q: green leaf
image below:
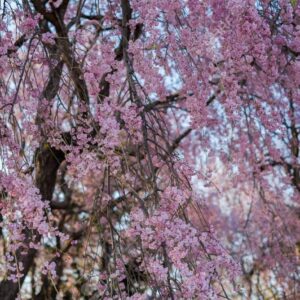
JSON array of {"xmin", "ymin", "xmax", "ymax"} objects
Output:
[{"xmin": 291, "ymin": 0, "xmax": 298, "ymax": 8}]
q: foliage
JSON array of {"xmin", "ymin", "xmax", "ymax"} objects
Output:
[{"xmin": 0, "ymin": 0, "xmax": 300, "ymax": 299}]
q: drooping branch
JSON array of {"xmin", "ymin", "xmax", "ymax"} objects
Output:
[
  {"xmin": 0, "ymin": 44, "xmax": 66, "ymax": 300},
  {"xmin": 31, "ymin": 0, "xmax": 90, "ymax": 107}
]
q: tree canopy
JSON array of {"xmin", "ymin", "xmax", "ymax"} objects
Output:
[{"xmin": 0, "ymin": 0, "xmax": 300, "ymax": 299}]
